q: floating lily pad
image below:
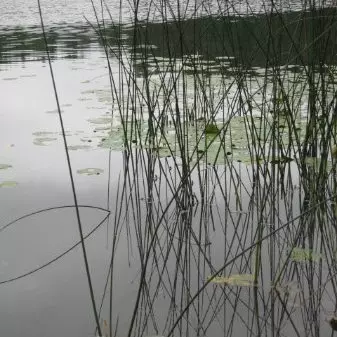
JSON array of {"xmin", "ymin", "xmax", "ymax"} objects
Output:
[
  {"xmin": 94, "ymin": 126, "xmax": 111, "ymax": 132},
  {"xmin": 205, "ymin": 123, "xmax": 220, "ymax": 134},
  {"xmin": 95, "ymin": 114, "xmax": 307, "ymax": 166},
  {"xmin": 290, "ymin": 247, "xmax": 322, "ymax": 262},
  {"xmin": 33, "ymin": 137, "xmax": 57, "ymax": 146},
  {"xmin": 208, "ymin": 274, "xmax": 255, "ymax": 286},
  {"xmin": 87, "ymin": 117, "xmax": 113, "ymax": 125},
  {"xmin": 0, "ymin": 164, "xmax": 12, "ymax": 170},
  {"xmin": 32, "ymin": 131, "xmax": 57, "ymax": 136},
  {"xmin": 0, "ymin": 181, "xmax": 18, "ymax": 188},
  {"xmin": 67, "ymin": 145, "xmax": 92, "ymax": 151},
  {"xmin": 20, "ymin": 74, "xmax": 37, "ymax": 78},
  {"xmin": 45, "ymin": 109, "xmax": 64, "ymax": 114},
  {"xmin": 77, "ymin": 168, "xmax": 104, "ymax": 176}
]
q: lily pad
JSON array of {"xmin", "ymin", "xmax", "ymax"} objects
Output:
[
  {"xmin": 208, "ymin": 274, "xmax": 255, "ymax": 287},
  {"xmin": 0, "ymin": 181, "xmax": 18, "ymax": 188},
  {"xmin": 290, "ymin": 247, "xmax": 322, "ymax": 262},
  {"xmin": 77, "ymin": 168, "xmax": 104, "ymax": 176},
  {"xmin": 32, "ymin": 131, "xmax": 57, "ymax": 136},
  {"xmin": 67, "ymin": 145, "xmax": 91, "ymax": 151},
  {"xmin": 45, "ymin": 109, "xmax": 64, "ymax": 114},
  {"xmin": 33, "ymin": 137, "xmax": 57, "ymax": 146},
  {"xmin": 87, "ymin": 117, "xmax": 113, "ymax": 125},
  {"xmin": 205, "ymin": 123, "xmax": 220, "ymax": 134},
  {"xmin": 0, "ymin": 164, "xmax": 12, "ymax": 170},
  {"xmin": 94, "ymin": 114, "xmax": 308, "ymax": 166}
]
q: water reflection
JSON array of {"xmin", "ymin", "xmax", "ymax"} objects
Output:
[
  {"xmin": 2, "ymin": 7, "xmax": 337, "ymax": 67},
  {"xmin": 0, "ymin": 24, "xmax": 100, "ymax": 63}
]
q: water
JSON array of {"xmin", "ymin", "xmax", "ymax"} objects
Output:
[
  {"xmin": 0, "ymin": 0, "xmax": 329, "ymax": 27},
  {"xmin": 1, "ymin": 1, "xmax": 337, "ymax": 337}
]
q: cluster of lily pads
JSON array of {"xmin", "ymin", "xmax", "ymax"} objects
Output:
[{"xmin": 91, "ymin": 112, "xmax": 310, "ymax": 167}]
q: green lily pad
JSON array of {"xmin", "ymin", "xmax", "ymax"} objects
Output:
[
  {"xmin": 67, "ymin": 145, "xmax": 92, "ymax": 151},
  {"xmin": 0, "ymin": 164, "xmax": 12, "ymax": 170},
  {"xmin": 290, "ymin": 247, "xmax": 322, "ymax": 262},
  {"xmin": 88, "ymin": 117, "xmax": 113, "ymax": 125},
  {"xmin": 45, "ymin": 109, "xmax": 64, "ymax": 114},
  {"xmin": 94, "ymin": 114, "xmax": 308, "ymax": 166},
  {"xmin": 208, "ymin": 274, "xmax": 255, "ymax": 287},
  {"xmin": 32, "ymin": 131, "xmax": 57, "ymax": 136},
  {"xmin": 0, "ymin": 181, "xmax": 18, "ymax": 188},
  {"xmin": 33, "ymin": 137, "xmax": 57, "ymax": 146},
  {"xmin": 77, "ymin": 168, "xmax": 104, "ymax": 176},
  {"xmin": 205, "ymin": 123, "xmax": 220, "ymax": 134}
]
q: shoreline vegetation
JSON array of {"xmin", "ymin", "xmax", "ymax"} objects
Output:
[{"xmin": 3, "ymin": 0, "xmax": 337, "ymax": 336}]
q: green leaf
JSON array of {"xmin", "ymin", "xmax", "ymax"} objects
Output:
[
  {"xmin": 33, "ymin": 137, "xmax": 57, "ymax": 146},
  {"xmin": 77, "ymin": 168, "xmax": 104, "ymax": 176},
  {"xmin": 0, "ymin": 181, "xmax": 18, "ymax": 188},
  {"xmin": 208, "ymin": 274, "xmax": 255, "ymax": 287},
  {"xmin": 0, "ymin": 164, "xmax": 12, "ymax": 170},
  {"xmin": 205, "ymin": 123, "xmax": 219, "ymax": 134},
  {"xmin": 290, "ymin": 247, "xmax": 322, "ymax": 262}
]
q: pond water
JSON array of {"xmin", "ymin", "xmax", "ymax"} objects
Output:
[{"xmin": 2, "ymin": 1, "xmax": 337, "ymax": 337}]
